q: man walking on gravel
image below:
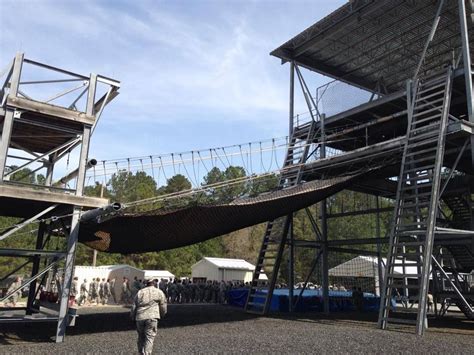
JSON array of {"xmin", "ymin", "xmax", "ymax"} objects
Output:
[{"xmin": 131, "ymin": 279, "xmax": 167, "ymax": 355}]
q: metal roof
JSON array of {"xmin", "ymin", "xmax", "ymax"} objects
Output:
[
  {"xmin": 200, "ymin": 257, "xmax": 255, "ymax": 270},
  {"xmin": 271, "ymin": 0, "xmax": 472, "ymax": 93}
]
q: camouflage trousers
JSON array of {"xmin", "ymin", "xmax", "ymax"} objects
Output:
[{"xmin": 136, "ymin": 319, "xmax": 158, "ymax": 355}]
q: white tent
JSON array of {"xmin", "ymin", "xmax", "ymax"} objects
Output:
[
  {"xmin": 329, "ymin": 256, "xmax": 419, "ymax": 296},
  {"xmin": 329, "ymin": 256, "xmax": 419, "ymax": 278}
]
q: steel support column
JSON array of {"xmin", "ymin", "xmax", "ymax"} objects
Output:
[
  {"xmin": 0, "ymin": 53, "xmax": 23, "ymax": 181},
  {"xmin": 56, "ymin": 74, "xmax": 96, "ymax": 342},
  {"xmin": 288, "ymin": 215, "xmax": 294, "ymax": 312},
  {"xmin": 289, "ymin": 61, "xmax": 295, "ymax": 136},
  {"xmin": 458, "ymin": 0, "xmax": 474, "ymax": 168},
  {"xmin": 319, "ymin": 113, "xmax": 329, "ymax": 314},
  {"xmin": 26, "ymin": 222, "xmax": 46, "ymax": 315},
  {"xmin": 375, "ymin": 196, "xmax": 384, "ymax": 296}
]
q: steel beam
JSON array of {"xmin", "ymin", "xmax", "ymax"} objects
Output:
[
  {"xmin": 56, "ymin": 73, "xmax": 95, "ymax": 342},
  {"xmin": 320, "ymin": 113, "xmax": 329, "ymax": 314},
  {"xmin": 289, "ymin": 61, "xmax": 295, "ymax": 135},
  {"xmin": 0, "ymin": 53, "xmax": 23, "ymax": 181},
  {"xmin": 458, "ymin": 0, "xmax": 474, "ymax": 169},
  {"xmin": 288, "ymin": 215, "xmax": 294, "ymax": 312},
  {"xmin": 26, "ymin": 222, "xmax": 46, "ymax": 315},
  {"xmin": 0, "ymin": 204, "xmax": 58, "ymax": 241},
  {"xmin": 413, "ymin": 0, "xmax": 445, "ymax": 80},
  {"xmin": 375, "ymin": 196, "xmax": 384, "ymax": 296}
]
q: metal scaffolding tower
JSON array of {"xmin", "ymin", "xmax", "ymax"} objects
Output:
[
  {"xmin": 250, "ymin": 0, "xmax": 474, "ymax": 334},
  {"xmin": 0, "ymin": 53, "xmax": 119, "ymax": 342}
]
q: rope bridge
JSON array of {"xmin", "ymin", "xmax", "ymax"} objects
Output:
[{"xmin": 75, "ymin": 134, "xmax": 394, "ymax": 254}]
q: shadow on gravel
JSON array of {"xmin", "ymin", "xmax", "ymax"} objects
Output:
[
  {"xmin": 269, "ymin": 310, "xmax": 474, "ymax": 335},
  {"xmin": 0, "ymin": 305, "xmax": 258, "ymax": 344},
  {"xmin": 1, "ymin": 305, "xmax": 471, "ymax": 344}
]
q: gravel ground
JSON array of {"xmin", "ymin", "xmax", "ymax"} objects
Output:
[{"xmin": 0, "ymin": 304, "xmax": 473, "ymax": 354}]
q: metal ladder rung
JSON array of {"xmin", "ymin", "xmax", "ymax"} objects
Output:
[
  {"xmin": 405, "ymin": 154, "xmax": 437, "ymax": 165},
  {"xmin": 395, "ymin": 230, "xmax": 429, "ymax": 237},
  {"xmin": 416, "ymin": 81, "xmax": 446, "ymax": 96},
  {"xmin": 411, "ymin": 114, "xmax": 444, "ymax": 127},
  {"xmin": 401, "ymin": 184, "xmax": 432, "ymax": 192},
  {"xmin": 391, "ymin": 251, "xmax": 423, "ymax": 257},
  {"xmin": 388, "ymin": 273, "xmax": 422, "ymax": 278},
  {"xmin": 415, "ymin": 89, "xmax": 445, "ymax": 103},
  {"xmin": 395, "ymin": 227, "xmax": 426, "ymax": 234},
  {"xmin": 246, "ymin": 301, "xmax": 265, "ymax": 308},
  {"xmin": 384, "ymin": 317, "xmax": 417, "ymax": 325},
  {"xmin": 421, "ymin": 73, "xmax": 448, "ymax": 86},
  {"xmin": 408, "ymin": 130, "xmax": 440, "ymax": 143},
  {"xmin": 413, "ymin": 97, "xmax": 444, "ymax": 111},
  {"xmin": 409, "ymin": 122, "xmax": 441, "ymax": 135},
  {"xmin": 387, "ymin": 285, "xmax": 420, "ymax": 291},
  {"xmin": 405, "ymin": 146, "xmax": 437, "ymax": 157},
  {"xmin": 393, "ymin": 241, "xmax": 425, "ymax": 247},
  {"xmin": 400, "ymin": 203, "xmax": 431, "ymax": 210},
  {"xmin": 389, "ymin": 262, "xmax": 423, "ymax": 267},
  {"xmin": 412, "ymin": 105, "xmax": 444, "ymax": 118},
  {"xmin": 401, "ymin": 191, "xmax": 432, "ymax": 199},
  {"xmin": 403, "ymin": 164, "xmax": 435, "ymax": 174}
]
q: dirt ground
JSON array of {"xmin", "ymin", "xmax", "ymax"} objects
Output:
[{"xmin": 0, "ymin": 304, "xmax": 472, "ymax": 354}]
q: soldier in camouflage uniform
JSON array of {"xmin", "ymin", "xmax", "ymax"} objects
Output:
[
  {"xmin": 131, "ymin": 280, "xmax": 167, "ymax": 355},
  {"xmin": 6, "ymin": 276, "xmax": 22, "ymax": 306},
  {"xmin": 110, "ymin": 278, "xmax": 117, "ymax": 304},
  {"xmin": 168, "ymin": 280, "xmax": 178, "ymax": 303},
  {"xmin": 184, "ymin": 280, "xmax": 192, "ymax": 303},
  {"xmin": 196, "ymin": 281, "xmax": 204, "ymax": 303},
  {"xmin": 212, "ymin": 281, "xmax": 219, "ymax": 303},
  {"xmin": 78, "ymin": 279, "xmax": 88, "ymax": 306},
  {"xmin": 70, "ymin": 277, "xmax": 79, "ymax": 304},
  {"xmin": 176, "ymin": 279, "xmax": 184, "ymax": 304},
  {"xmin": 99, "ymin": 278, "xmax": 105, "ymax": 305},
  {"xmin": 102, "ymin": 279, "xmax": 111, "ymax": 305},
  {"xmin": 89, "ymin": 278, "xmax": 99, "ymax": 304},
  {"xmin": 190, "ymin": 280, "xmax": 198, "ymax": 302}
]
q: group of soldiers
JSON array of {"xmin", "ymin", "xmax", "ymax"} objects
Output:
[
  {"xmin": 70, "ymin": 275, "xmax": 258, "ymax": 306},
  {"xmin": 159, "ymin": 279, "xmax": 253, "ymax": 304},
  {"xmin": 72, "ymin": 277, "xmax": 117, "ymax": 306}
]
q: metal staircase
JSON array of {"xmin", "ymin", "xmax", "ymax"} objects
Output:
[
  {"xmin": 443, "ymin": 194, "xmax": 472, "ymax": 229},
  {"xmin": 244, "ymin": 118, "xmax": 317, "ymax": 314},
  {"xmin": 432, "ymin": 257, "xmax": 474, "ymax": 320},
  {"xmin": 444, "ymin": 245, "xmax": 474, "ymax": 273},
  {"xmin": 453, "ymin": 297, "xmax": 474, "ymax": 320},
  {"xmin": 378, "ymin": 66, "xmax": 454, "ymax": 335}
]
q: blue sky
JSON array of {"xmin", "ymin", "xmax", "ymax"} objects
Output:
[{"xmin": 1, "ymin": 0, "xmax": 346, "ymax": 162}]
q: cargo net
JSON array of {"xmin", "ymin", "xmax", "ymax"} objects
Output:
[{"xmin": 316, "ymin": 79, "xmax": 374, "ymax": 117}]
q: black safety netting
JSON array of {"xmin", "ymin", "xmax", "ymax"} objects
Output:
[{"xmin": 78, "ymin": 174, "xmax": 359, "ymax": 254}]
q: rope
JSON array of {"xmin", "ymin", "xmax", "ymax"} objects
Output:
[{"xmin": 150, "ymin": 156, "xmax": 155, "ymax": 179}]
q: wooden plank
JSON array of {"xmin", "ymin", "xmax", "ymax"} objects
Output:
[
  {"xmin": 6, "ymin": 96, "xmax": 95, "ymax": 126},
  {"xmin": 0, "ymin": 184, "xmax": 108, "ymax": 208}
]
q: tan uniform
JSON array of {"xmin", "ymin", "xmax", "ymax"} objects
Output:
[{"xmin": 131, "ymin": 286, "xmax": 167, "ymax": 355}]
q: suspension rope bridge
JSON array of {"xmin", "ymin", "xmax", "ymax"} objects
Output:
[{"xmin": 0, "ymin": 133, "xmax": 388, "ymax": 252}]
